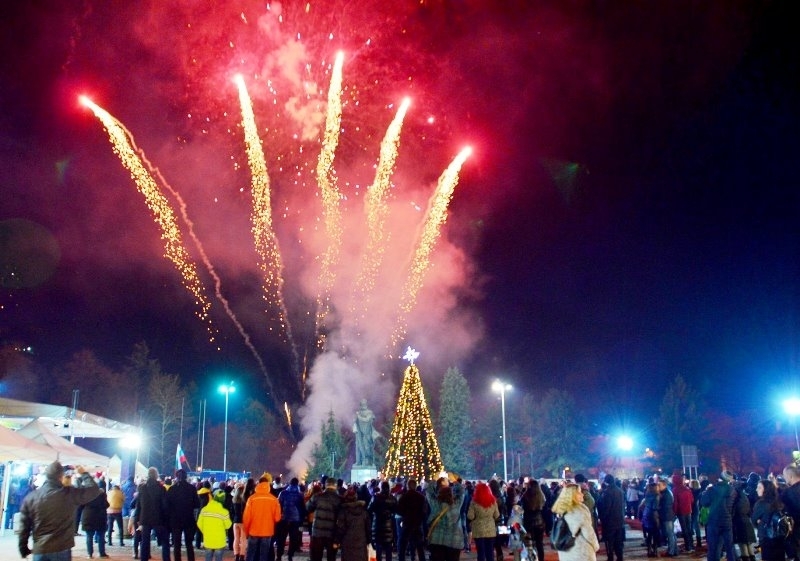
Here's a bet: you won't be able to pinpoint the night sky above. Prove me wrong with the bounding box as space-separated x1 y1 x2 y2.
1 1 798 451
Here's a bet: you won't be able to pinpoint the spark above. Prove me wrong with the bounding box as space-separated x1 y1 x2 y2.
392 146 473 346
314 50 345 350
81 96 278 389
80 96 217 341
284 401 293 430
352 97 411 322
146 165 274 388
235 75 299 388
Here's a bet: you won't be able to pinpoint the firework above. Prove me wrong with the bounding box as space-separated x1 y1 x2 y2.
80 96 217 342
314 51 345 349
81 96 283 393
234 75 299 381
392 146 473 346
351 97 411 323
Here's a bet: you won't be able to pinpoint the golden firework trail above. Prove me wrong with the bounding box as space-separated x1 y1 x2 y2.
284 401 293 431
234 75 299 382
80 96 216 341
314 51 345 350
352 98 411 322
391 146 473 347
146 164 274 387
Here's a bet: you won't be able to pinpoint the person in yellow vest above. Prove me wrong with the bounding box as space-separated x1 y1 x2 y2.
197 490 233 561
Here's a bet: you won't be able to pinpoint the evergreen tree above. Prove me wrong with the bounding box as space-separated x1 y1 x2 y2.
307 409 349 481
384 350 444 479
438 367 474 476
655 375 705 471
532 388 591 475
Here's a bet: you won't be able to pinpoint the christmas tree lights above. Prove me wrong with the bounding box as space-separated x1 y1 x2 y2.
384 347 445 480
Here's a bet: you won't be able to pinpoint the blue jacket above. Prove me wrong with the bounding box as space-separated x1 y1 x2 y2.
278 484 306 523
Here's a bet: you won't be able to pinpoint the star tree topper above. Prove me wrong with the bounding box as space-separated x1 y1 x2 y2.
403 346 420 365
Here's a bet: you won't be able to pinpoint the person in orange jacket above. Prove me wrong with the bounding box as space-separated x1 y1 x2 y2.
243 472 282 561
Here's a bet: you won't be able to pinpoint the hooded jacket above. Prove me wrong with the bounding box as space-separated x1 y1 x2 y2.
278 483 306 523
671 476 694 517
196 499 232 549
243 482 282 537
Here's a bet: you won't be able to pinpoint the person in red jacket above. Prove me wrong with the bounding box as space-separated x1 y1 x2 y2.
672 474 695 554
243 473 282 561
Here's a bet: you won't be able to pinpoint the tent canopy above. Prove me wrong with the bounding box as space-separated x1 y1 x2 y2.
0 424 59 463
16 419 110 467
0 396 137 439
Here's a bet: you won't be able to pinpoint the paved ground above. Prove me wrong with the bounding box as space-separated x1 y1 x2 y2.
0 524 708 561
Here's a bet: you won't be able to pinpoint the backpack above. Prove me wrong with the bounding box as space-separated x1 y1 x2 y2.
551 515 577 551
766 511 794 540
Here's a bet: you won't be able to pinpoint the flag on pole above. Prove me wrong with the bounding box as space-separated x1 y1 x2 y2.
176 443 189 470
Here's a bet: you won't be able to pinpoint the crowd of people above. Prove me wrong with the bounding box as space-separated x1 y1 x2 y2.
14 463 800 561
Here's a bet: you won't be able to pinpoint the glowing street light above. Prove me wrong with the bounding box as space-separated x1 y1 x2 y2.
784 398 800 452
492 380 512 482
219 382 236 472
617 435 634 451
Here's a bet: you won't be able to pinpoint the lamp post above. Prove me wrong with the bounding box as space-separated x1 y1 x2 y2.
219 382 236 472
492 380 512 482
784 398 800 453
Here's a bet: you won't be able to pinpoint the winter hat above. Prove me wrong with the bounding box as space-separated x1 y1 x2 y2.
259 472 273 484
213 489 226 504
45 461 64 481
720 470 735 482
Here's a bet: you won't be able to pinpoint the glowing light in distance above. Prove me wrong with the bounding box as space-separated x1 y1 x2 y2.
785 398 800 416
119 433 142 449
617 435 634 451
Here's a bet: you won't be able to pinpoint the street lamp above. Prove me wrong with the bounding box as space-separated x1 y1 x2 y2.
617 435 634 451
492 380 512 482
219 382 236 472
784 398 800 453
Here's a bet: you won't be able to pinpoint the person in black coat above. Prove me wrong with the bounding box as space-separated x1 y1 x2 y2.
597 474 626 561
82 484 110 558
337 486 370 561
367 481 398 561
781 465 800 561
167 469 201 561
732 482 756 561
396 478 427 561
700 472 736 561
137 467 170 561
752 479 786 561
308 479 343 561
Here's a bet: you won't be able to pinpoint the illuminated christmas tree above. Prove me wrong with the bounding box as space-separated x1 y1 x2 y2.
384 347 445 480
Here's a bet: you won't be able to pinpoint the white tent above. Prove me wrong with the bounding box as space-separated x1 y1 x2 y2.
0 424 59 463
0 397 136 538
16 420 110 467
0 396 137 438
0 425 60 537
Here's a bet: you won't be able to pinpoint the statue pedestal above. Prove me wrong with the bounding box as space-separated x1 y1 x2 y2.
350 465 378 484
